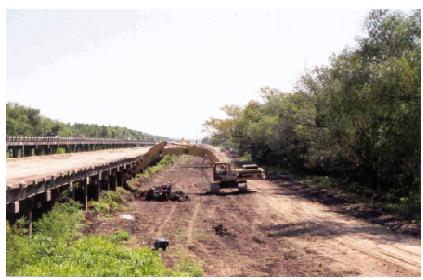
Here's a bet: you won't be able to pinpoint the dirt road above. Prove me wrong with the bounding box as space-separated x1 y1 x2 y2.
6 147 150 188
86 155 421 276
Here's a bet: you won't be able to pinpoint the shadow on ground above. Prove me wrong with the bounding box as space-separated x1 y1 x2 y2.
269 179 420 237
258 220 407 243
199 190 257 196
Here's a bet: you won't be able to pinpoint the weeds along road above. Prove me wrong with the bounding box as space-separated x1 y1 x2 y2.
86 155 421 276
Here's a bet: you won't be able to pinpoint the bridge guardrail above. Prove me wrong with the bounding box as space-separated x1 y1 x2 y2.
6 136 156 146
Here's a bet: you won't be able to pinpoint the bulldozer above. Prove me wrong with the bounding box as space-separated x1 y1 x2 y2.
163 144 265 193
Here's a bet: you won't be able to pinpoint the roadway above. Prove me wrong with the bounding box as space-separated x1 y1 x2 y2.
6 147 151 189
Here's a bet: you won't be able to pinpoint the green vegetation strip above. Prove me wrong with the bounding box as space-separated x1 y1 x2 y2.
7 155 202 277
127 154 178 189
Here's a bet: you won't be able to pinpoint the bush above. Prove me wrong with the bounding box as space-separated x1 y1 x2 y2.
111 230 130 243
91 187 128 214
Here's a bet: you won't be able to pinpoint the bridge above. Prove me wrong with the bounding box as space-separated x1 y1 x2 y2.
6 136 156 158
6 141 167 235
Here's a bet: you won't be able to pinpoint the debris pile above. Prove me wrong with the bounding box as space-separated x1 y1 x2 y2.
134 183 189 202
170 190 189 202
213 223 236 237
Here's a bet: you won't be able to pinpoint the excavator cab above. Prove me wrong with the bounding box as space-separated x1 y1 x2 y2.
213 162 238 181
212 162 247 193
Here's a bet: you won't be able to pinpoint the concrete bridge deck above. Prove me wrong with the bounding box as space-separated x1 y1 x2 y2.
6 147 151 189
6 136 155 158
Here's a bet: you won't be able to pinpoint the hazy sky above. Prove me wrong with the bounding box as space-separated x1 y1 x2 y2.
7 9 369 139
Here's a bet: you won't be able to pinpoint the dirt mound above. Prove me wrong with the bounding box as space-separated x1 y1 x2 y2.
133 183 189 202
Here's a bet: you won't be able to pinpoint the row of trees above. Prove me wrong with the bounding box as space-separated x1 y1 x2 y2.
204 10 420 211
6 103 167 142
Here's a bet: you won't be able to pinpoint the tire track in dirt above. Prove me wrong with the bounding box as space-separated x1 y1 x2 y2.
156 203 177 237
87 154 420 276
248 180 421 276
187 200 202 245
186 158 210 245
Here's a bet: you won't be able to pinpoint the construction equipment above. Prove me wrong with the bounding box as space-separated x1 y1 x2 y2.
212 161 265 193
163 144 265 193
153 238 170 251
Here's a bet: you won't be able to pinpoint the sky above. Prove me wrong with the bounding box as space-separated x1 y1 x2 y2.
7 9 369 140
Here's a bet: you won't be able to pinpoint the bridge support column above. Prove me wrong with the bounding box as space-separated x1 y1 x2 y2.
93 175 102 201
117 169 124 187
102 177 110 191
27 199 33 237
46 190 52 202
6 201 20 215
69 181 75 201
94 180 101 202
14 147 22 158
110 174 117 191
29 147 33 156
83 177 89 211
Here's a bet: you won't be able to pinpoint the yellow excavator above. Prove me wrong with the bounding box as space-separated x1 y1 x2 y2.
163 143 265 193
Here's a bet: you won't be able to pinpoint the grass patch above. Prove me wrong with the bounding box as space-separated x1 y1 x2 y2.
91 187 128 215
168 248 203 277
127 154 178 188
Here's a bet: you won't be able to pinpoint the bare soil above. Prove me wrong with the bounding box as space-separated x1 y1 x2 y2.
85 155 421 276
272 179 421 236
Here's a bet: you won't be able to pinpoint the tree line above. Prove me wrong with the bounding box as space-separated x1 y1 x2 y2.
204 10 420 217
6 103 168 142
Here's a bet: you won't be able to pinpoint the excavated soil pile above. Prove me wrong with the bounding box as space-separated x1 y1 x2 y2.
133 183 189 202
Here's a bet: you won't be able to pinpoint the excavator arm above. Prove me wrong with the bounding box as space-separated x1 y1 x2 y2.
163 144 219 163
